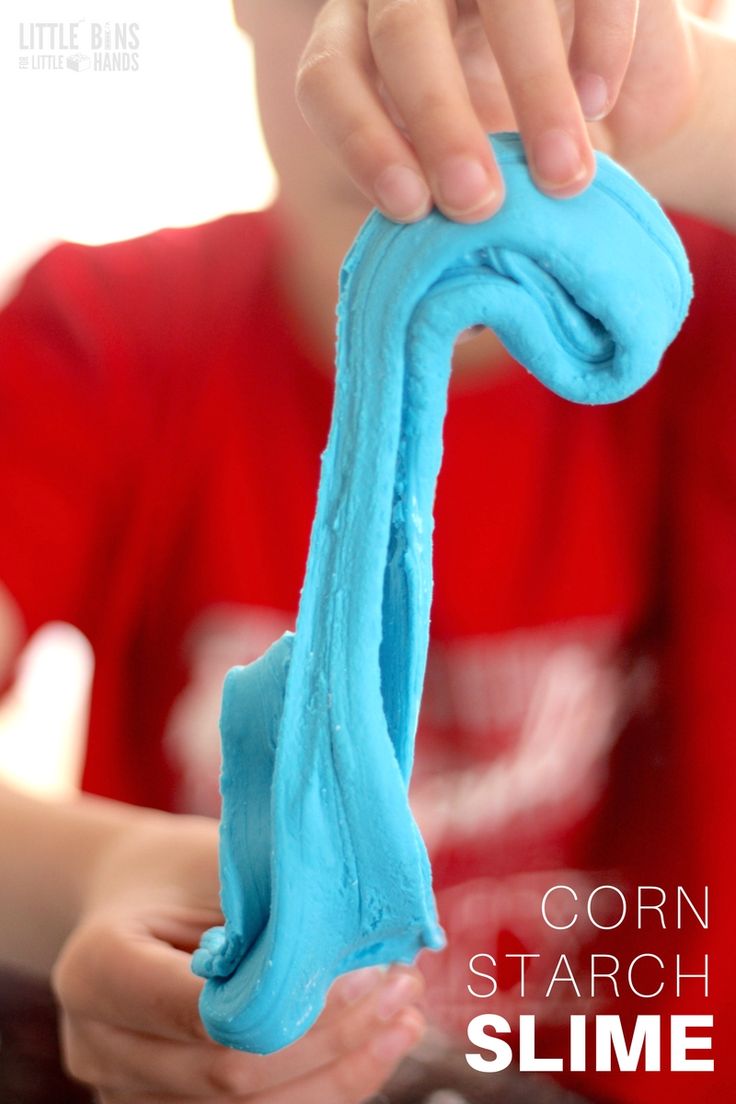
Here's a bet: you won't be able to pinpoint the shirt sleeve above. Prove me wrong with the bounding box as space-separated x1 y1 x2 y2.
0 244 119 643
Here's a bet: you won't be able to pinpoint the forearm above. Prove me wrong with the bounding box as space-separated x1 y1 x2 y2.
0 780 165 976
626 18 736 232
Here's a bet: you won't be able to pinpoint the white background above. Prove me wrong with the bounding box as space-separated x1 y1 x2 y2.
0 0 275 301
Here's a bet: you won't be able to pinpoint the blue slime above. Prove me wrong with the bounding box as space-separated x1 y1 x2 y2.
193 134 693 1053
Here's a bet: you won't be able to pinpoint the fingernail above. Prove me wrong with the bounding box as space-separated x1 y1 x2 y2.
435 156 495 215
374 165 431 221
337 967 383 1004
376 974 418 1021
531 128 587 191
574 72 609 121
371 1023 418 1062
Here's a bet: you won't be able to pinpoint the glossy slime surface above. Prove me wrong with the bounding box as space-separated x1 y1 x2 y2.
192 134 693 1053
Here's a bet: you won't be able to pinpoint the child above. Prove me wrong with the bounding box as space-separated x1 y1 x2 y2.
0 2 734 1101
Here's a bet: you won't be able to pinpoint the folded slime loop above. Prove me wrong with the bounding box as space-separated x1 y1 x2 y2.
192 134 693 1052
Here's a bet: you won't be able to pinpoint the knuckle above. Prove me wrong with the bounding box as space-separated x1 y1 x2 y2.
295 39 343 110
52 920 119 1013
509 66 575 117
514 64 561 97
51 938 87 1011
571 0 638 70
58 1022 101 1087
332 118 392 182
413 87 459 122
332 1050 385 1102
206 1048 254 1095
406 966 426 1000
329 1006 358 1057
58 1016 130 1095
370 0 425 47
596 0 638 36
334 117 375 160
50 949 73 1003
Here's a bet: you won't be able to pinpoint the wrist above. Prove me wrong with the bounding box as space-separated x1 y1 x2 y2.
80 812 220 920
0 782 170 975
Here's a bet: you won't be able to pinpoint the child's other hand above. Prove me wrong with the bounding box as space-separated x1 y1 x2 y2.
52 815 425 1102
296 0 697 223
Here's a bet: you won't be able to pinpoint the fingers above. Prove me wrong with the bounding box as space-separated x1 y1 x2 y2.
58 927 425 1100
366 0 503 220
96 1006 422 1104
61 1018 223 1098
316 965 424 1055
297 0 503 223
476 0 595 197
568 0 639 121
297 0 434 222
246 965 424 1090
258 1007 425 1104
299 0 648 221
298 0 645 221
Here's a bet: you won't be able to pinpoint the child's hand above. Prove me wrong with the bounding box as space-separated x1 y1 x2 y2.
52 815 425 1102
296 0 697 223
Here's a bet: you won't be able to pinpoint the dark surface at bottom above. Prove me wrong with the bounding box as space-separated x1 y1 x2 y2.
0 969 92 1104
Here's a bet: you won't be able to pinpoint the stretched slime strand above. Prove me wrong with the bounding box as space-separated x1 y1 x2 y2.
193 133 692 1054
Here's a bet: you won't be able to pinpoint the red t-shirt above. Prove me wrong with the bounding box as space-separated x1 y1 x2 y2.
1 209 734 1102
